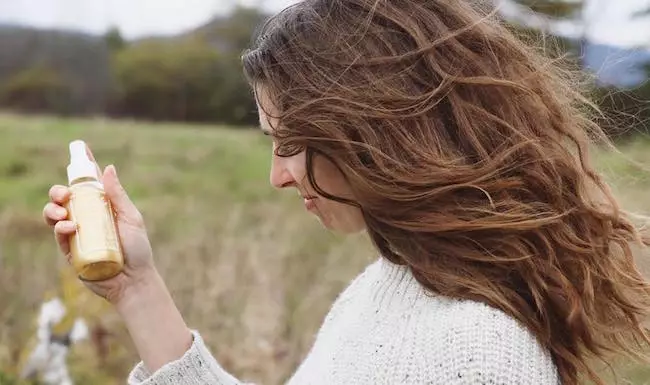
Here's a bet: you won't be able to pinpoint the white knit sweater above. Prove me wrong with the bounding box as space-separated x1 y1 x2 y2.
127 257 561 385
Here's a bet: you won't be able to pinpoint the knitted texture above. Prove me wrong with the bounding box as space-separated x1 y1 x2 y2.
127 258 561 385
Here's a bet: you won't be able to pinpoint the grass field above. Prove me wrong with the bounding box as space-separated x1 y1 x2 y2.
2 112 650 384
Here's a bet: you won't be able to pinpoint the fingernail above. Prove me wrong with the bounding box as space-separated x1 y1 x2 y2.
109 165 121 182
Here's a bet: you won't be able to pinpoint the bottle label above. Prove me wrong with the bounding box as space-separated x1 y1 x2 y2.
68 185 121 255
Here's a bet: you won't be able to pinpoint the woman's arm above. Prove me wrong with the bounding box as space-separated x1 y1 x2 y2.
117 269 246 385
115 268 193 373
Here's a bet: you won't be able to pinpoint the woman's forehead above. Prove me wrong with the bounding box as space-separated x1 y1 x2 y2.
256 87 280 133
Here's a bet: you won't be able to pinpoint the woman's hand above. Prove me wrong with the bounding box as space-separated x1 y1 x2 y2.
42 144 192 372
43 147 156 306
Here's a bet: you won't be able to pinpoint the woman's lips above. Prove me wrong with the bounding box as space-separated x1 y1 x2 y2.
303 196 317 211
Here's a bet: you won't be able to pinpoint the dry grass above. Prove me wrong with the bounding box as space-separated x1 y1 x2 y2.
1 112 650 384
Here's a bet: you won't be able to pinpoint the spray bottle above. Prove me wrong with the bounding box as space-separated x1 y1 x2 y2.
65 140 124 281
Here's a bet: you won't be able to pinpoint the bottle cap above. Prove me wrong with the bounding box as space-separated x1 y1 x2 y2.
67 140 100 184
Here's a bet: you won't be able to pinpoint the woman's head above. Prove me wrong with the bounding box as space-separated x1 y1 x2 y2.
256 87 365 232
242 0 650 384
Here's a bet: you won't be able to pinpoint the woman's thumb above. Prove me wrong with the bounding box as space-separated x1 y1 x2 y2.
102 165 137 217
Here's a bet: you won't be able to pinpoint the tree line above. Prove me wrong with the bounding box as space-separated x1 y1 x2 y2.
0 7 265 127
0 3 648 137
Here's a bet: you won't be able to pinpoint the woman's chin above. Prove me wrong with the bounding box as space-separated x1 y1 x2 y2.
318 216 366 234
308 206 365 234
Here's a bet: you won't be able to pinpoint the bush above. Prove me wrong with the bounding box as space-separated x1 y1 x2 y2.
0 66 74 115
0 27 112 115
110 39 256 125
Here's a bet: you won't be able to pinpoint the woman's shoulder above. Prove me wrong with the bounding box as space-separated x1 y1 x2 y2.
306 257 561 384
405 295 561 384
425 294 533 334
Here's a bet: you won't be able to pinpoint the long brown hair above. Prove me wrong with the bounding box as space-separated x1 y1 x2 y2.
241 0 650 383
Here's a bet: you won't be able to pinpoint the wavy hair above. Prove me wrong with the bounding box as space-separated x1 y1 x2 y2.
241 0 650 383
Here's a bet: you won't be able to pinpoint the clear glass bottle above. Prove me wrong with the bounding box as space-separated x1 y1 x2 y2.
65 140 124 281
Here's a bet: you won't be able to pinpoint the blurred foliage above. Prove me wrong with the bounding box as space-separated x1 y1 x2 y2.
109 38 255 124
111 40 222 122
192 6 268 53
0 66 74 115
0 370 29 385
0 368 40 385
104 26 126 53
0 26 113 115
512 0 584 19
0 6 262 126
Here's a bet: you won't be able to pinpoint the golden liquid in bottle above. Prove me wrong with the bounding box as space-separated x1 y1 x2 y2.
65 179 124 281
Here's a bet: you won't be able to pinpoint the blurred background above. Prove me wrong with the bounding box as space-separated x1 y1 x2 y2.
0 0 649 384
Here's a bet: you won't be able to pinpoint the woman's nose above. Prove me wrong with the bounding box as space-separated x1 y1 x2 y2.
269 158 295 189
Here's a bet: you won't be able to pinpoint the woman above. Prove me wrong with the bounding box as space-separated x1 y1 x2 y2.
43 0 650 384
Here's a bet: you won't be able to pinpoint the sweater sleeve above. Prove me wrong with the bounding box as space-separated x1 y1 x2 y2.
127 330 251 385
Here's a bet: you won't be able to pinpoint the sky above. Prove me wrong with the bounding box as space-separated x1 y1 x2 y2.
0 0 649 47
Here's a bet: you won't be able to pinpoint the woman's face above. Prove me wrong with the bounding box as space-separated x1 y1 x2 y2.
256 88 366 234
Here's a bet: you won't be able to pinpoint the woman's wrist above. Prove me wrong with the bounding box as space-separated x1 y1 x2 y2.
115 267 193 373
114 266 163 314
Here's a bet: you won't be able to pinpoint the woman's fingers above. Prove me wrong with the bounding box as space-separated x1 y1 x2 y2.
44 185 70 228
45 183 74 258
49 184 71 204
54 220 76 258
43 202 68 226
102 165 143 226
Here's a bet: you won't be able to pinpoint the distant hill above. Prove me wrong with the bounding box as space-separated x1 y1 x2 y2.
0 24 113 114
178 8 268 53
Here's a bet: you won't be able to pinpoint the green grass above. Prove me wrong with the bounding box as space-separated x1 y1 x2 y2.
0 113 275 206
2 112 650 384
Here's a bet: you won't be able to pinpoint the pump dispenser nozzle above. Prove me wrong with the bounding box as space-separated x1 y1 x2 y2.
67 140 100 184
